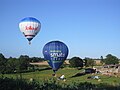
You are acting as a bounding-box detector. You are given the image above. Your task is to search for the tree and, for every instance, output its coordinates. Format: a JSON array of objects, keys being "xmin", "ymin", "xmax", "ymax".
[
  {"xmin": 29, "ymin": 57, "xmax": 45, "ymax": 62},
  {"xmin": 69, "ymin": 57, "xmax": 83, "ymax": 68},
  {"xmin": 104, "ymin": 54, "xmax": 119, "ymax": 65},
  {"xmin": 84, "ymin": 57, "xmax": 95, "ymax": 68},
  {"xmin": 6, "ymin": 57, "xmax": 17, "ymax": 73},
  {"xmin": 0, "ymin": 53, "xmax": 7, "ymax": 74},
  {"xmin": 16, "ymin": 55, "xmax": 30, "ymax": 72},
  {"xmin": 100, "ymin": 56, "xmax": 104, "ymax": 64}
]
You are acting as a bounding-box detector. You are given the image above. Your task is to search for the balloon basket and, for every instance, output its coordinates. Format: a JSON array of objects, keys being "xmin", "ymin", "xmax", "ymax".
[
  {"xmin": 29, "ymin": 41, "xmax": 31, "ymax": 45},
  {"xmin": 52, "ymin": 73, "xmax": 56, "ymax": 77}
]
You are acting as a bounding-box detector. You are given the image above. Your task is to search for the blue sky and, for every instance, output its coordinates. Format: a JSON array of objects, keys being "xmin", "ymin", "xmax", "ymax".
[{"xmin": 0, "ymin": 0, "xmax": 120, "ymax": 59}]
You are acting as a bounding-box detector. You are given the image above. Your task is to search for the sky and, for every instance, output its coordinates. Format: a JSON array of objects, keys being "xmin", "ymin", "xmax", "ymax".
[{"xmin": 0, "ymin": 0, "xmax": 120, "ymax": 59}]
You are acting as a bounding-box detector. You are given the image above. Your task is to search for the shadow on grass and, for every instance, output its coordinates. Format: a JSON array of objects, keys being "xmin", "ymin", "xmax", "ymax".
[
  {"xmin": 70, "ymin": 72, "xmax": 86, "ymax": 78},
  {"xmin": 38, "ymin": 67, "xmax": 52, "ymax": 71},
  {"xmin": 6, "ymin": 67, "xmax": 52, "ymax": 75}
]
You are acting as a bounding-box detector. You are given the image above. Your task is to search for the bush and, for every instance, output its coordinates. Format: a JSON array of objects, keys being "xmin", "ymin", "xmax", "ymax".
[
  {"xmin": 0, "ymin": 77, "xmax": 120, "ymax": 90},
  {"xmin": 69, "ymin": 57, "xmax": 83, "ymax": 68}
]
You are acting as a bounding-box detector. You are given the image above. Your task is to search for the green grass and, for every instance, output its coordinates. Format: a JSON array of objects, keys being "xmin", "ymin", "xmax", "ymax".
[{"xmin": 2, "ymin": 67, "xmax": 120, "ymax": 86}]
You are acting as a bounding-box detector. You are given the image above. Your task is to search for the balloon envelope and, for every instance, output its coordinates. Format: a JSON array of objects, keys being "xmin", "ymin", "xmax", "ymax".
[
  {"xmin": 19, "ymin": 17, "xmax": 41, "ymax": 44},
  {"xmin": 43, "ymin": 41, "xmax": 69, "ymax": 72}
]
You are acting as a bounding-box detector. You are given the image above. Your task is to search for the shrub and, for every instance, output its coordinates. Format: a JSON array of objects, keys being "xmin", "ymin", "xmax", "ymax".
[{"xmin": 0, "ymin": 77, "xmax": 120, "ymax": 90}]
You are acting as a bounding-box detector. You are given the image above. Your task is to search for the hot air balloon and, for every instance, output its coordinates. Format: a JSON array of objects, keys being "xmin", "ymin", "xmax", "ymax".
[
  {"xmin": 19, "ymin": 17, "xmax": 41, "ymax": 44},
  {"xmin": 43, "ymin": 41, "xmax": 69, "ymax": 75}
]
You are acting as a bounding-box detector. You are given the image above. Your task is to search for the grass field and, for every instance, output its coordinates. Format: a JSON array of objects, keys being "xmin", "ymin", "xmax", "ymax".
[{"xmin": 2, "ymin": 67, "xmax": 120, "ymax": 86}]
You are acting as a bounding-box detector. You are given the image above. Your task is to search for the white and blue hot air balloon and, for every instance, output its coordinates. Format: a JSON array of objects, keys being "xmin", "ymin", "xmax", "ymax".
[{"xmin": 19, "ymin": 17, "xmax": 41, "ymax": 44}]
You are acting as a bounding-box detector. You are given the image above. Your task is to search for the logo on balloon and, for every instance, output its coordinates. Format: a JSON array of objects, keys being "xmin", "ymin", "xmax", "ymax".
[
  {"xmin": 50, "ymin": 53, "xmax": 65, "ymax": 58},
  {"xmin": 25, "ymin": 26, "xmax": 38, "ymax": 30}
]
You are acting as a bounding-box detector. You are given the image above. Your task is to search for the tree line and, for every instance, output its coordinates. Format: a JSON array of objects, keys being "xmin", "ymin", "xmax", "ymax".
[
  {"xmin": 0, "ymin": 53, "xmax": 45, "ymax": 74},
  {"xmin": 69, "ymin": 54, "xmax": 119, "ymax": 69},
  {"xmin": 0, "ymin": 53, "xmax": 119, "ymax": 74}
]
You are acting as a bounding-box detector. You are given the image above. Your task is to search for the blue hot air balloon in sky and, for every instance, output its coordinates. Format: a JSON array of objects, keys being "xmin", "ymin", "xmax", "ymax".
[{"xmin": 43, "ymin": 41, "xmax": 69, "ymax": 74}]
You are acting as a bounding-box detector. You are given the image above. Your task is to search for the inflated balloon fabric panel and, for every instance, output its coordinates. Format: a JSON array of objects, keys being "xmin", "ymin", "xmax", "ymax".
[
  {"xmin": 19, "ymin": 17, "xmax": 41, "ymax": 42},
  {"xmin": 43, "ymin": 41, "xmax": 69, "ymax": 71}
]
